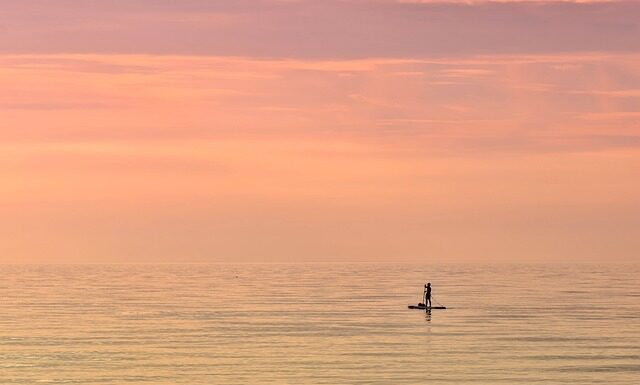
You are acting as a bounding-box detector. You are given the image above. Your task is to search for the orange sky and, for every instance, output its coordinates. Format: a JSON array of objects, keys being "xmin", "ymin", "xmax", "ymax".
[{"xmin": 1, "ymin": 1, "xmax": 639, "ymax": 263}]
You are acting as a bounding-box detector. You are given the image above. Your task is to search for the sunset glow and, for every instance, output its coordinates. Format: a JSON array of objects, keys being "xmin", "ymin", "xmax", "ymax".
[{"xmin": 1, "ymin": 1, "xmax": 638, "ymax": 263}]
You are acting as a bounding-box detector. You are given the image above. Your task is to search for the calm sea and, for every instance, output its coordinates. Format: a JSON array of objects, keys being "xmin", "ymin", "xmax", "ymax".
[{"xmin": 1, "ymin": 264, "xmax": 639, "ymax": 384}]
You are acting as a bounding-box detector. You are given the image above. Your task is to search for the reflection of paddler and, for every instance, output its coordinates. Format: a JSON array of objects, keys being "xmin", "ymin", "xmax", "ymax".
[{"xmin": 423, "ymin": 283, "xmax": 432, "ymax": 308}]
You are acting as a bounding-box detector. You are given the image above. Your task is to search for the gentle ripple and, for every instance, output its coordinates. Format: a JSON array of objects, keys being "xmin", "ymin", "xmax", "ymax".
[{"xmin": 1, "ymin": 264, "xmax": 639, "ymax": 384}]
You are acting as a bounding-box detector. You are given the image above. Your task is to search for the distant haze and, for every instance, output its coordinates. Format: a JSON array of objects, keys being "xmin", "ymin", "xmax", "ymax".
[{"xmin": 1, "ymin": 1, "xmax": 638, "ymax": 263}]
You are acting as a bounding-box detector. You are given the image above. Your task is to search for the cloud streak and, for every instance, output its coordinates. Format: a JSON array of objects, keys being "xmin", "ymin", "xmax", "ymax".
[
  {"xmin": 1, "ymin": 53, "xmax": 639, "ymax": 153},
  {"xmin": 0, "ymin": 1, "xmax": 638, "ymax": 57}
]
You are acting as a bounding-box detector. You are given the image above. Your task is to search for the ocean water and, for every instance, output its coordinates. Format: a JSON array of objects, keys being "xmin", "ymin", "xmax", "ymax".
[{"xmin": 1, "ymin": 264, "xmax": 639, "ymax": 384}]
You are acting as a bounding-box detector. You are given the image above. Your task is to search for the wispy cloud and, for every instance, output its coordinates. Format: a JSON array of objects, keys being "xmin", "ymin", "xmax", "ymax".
[
  {"xmin": 2, "ymin": 53, "xmax": 639, "ymax": 154},
  {"xmin": 569, "ymin": 89, "xmax": 640, "ymax": 98}
]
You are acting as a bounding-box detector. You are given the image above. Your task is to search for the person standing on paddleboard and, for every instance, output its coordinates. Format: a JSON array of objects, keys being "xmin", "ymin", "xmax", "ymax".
[{"xmin": 424, "ymin": 283, "xmax": 432, "ymax": 308}]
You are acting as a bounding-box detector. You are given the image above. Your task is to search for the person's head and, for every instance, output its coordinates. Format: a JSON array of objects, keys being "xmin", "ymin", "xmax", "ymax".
[{"xmin": 427, "ymin": 283, "xmax": 431, "ymax": 287}]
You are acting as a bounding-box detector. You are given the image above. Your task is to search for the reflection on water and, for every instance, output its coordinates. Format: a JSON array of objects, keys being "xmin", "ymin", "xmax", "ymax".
[
  {"xmin": 425, "ymin": 309, "xmax": 432, "ymax": 323},
  {"xmin": 1, "ymin": 264, "xmax": 639, "ymax": 384}
]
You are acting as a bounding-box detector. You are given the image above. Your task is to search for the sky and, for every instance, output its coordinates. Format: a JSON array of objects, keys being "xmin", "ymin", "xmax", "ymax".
[{"xmin": 1, "ymin": 0, "xmax": 639, "ymax": 263}]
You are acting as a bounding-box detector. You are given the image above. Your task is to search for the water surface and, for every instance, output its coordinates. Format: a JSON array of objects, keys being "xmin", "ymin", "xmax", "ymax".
[{"xmin": 1, "ymin": 264, "xmax": 639, "ymax": 384}]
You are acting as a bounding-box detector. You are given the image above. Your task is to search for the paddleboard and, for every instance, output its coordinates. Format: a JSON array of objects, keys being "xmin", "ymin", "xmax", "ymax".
[{"xmin": 408, "ymin": 305, "xmax": 446, "ymax": 310}]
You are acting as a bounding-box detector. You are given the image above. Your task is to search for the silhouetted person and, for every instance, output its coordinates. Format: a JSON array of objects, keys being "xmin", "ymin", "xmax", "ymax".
[{"xmin": 424, "ymin": 283, "xmax": 432, "ymax": 308}]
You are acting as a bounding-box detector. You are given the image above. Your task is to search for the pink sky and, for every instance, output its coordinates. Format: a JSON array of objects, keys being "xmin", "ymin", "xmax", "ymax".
[{"xmin": 1, "ymin": 1, "xmax": 639, "ymax": 263}]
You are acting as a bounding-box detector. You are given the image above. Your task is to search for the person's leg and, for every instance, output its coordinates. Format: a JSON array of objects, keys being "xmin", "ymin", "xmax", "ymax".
[{"xmin": 427, "ymin": 297, "xmax": 431, "ymax": 308}]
